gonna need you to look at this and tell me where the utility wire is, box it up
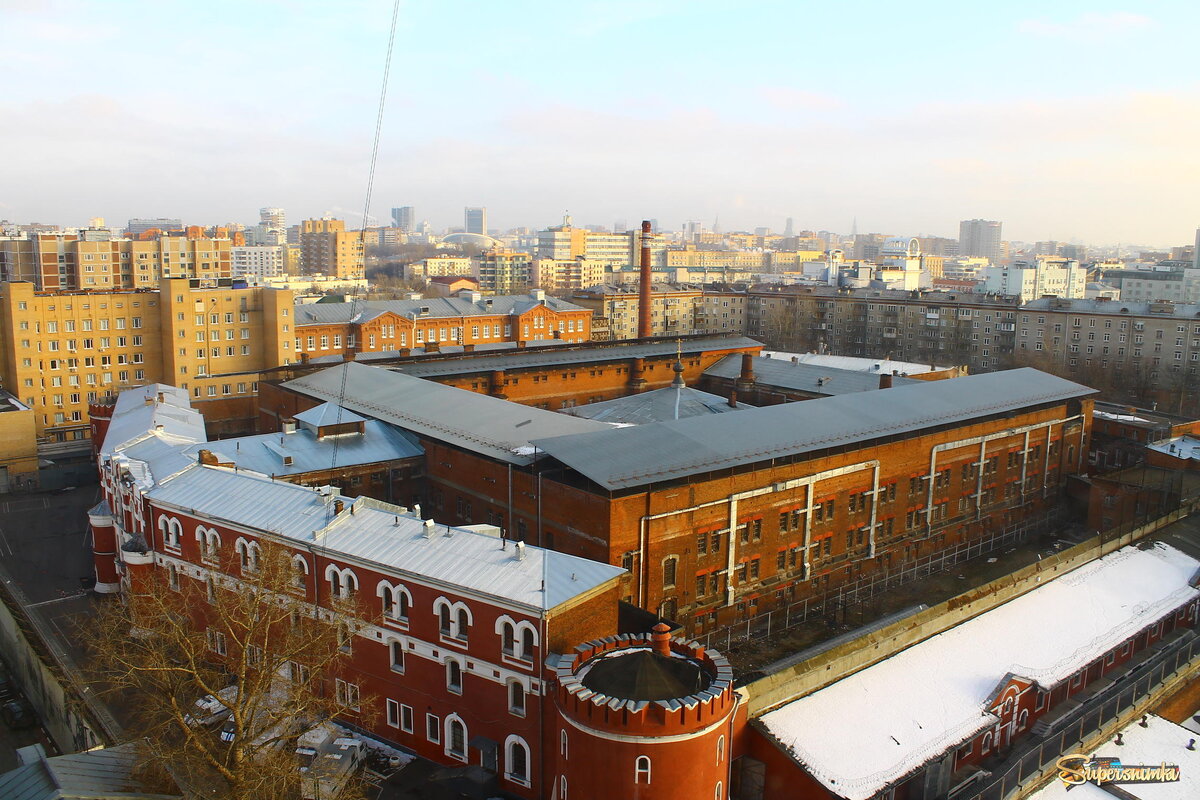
[330,0,401,480]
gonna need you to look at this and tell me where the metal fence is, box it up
[696,509,1066,652]
[952,631,1200,800]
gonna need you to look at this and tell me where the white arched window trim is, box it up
[291,554,310,590]
[444,713,467,761]
[444,655,464,694]
[504,734,531,787]
[324,564,358,599]
[197,526,221,564]
[495,615,539,662]
[234,538,260,573]
[634,755,651,784]
[560,729,568,760]
[717,734,725,764]
[159,515,182,549]
[377,580,412,623]
[434,597,472,642]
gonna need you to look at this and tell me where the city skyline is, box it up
[2,2,1197,245]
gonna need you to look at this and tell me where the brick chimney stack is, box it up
[879,373,893,389]
[637,220,652,338]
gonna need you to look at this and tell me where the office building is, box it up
[464,207,488,235]
[391,206,415,233]
[959,219,1003,263]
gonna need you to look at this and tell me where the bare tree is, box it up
[83,541,372,800]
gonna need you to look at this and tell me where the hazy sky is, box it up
[2,1,1197,245]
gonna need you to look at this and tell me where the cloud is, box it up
[1018,11,1155,38]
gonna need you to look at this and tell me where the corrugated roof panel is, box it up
[533,369,1095,490]
[704,354,924,395]
[283,363,612,464]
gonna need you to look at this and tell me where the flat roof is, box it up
[292,293,586,326]
[756,543,1200,800]
[387,336,762,379]
[705,354,924,396]
[533,368,1095,491]
[283,363,613,465]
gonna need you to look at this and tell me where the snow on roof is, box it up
[757,543,1200,800]
[1147,435,1200,461]
[1094,410,1153,424]
[293,401,369,430]
[148,466,622,611]
[1025,715,1200,800]
[99,386,206,458]
[762,351,947,375]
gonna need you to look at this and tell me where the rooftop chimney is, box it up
[879,373,894,389]
[736,352,756,392]
[333,499,344,515]
[638,220,652,338]
[281,418,298,434]
[650,622,672,657]
[728,389,738,409]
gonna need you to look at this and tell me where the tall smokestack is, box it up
[638,220,652,338]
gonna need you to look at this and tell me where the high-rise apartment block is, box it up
[0,233,232,291]
[535,222,664,268]
[245,207,286,246]
[391,206,415,232]
[959,218,1003,263]
[299,219,364,279]
[464,206,488,235]
[231,245,287,280]
[126,218,182,236]
[473,249,531,294]
[0,278,293,447]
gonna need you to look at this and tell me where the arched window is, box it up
[559,729,568,760]
[446,716,466,760]
[456,608,470,642]
[438,603,452,635]
[166,563,179,591]
[205,575,216,603]
[236,539,258,573]
[662,556,678,588]
[635,755,651,784]
[521,627,535,660]
[329,570,342,598]
[982,732,993,753]
[159,516,181,549]
[389,640,405,672]
[291,555,309,590]
[560,776,567,799]
[715,781,723,799]
[505,736,530,786]
[446,659,463,694]
[509,680,525,716]
[326,566,357,600]
[1018,709,1029,730]
[717,734,725,764]
[200,528,221,564]
[502,622,516,655]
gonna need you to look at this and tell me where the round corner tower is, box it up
[551,623,739,800]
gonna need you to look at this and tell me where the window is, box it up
[635,755,652,784]
[560,729,568,760]
[386,699,400,728]
[509,680,526,716]
[717,735,725,764]
[167,563,180,591]
[335,679,360,711]
[400,704,414,733]
[389,640,405,672]
[426,714,440,744]
[662,556,678,588]
[446,716,466,760]
[206,628,227,656]
[506,736,530,786]
[446,659,463,693]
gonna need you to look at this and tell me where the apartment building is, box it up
[0,232,233,290]
[1107,267,1200,304]
[529,257,605,291]
[981,256,1086,303]
[747,285,1020,372]
[299,219,364,279]
[572,284,703,340]
[0,278,292,446]
[230,245,287,280]
[473,250,532,295]
[535,223,667,267]
[404,255,474,282]
[694,291,747,335]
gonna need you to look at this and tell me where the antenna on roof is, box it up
[329,0,401,486]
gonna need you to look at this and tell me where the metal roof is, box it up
[705,354,924,396]
[149,466,622,610]
[387,336,763,378]
[532,368,1095,490]
[762,351,947,375]
[283,363,613,465]
[184,419,422,478]
[98,385,206,458]
[564,385,746,424]
[292,293,586,326]
[294,401,369,429]
[0,742,178,800]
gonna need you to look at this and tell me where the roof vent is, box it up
[423,519,435,538]
[281,418,297,434]
[515,541,526,561]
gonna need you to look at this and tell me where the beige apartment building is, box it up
[299,219,364,278]
[0,278,293,447]
[0,233,233,291]
[571,284,704,339]
[530,257,605,291]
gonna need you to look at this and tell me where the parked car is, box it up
[184,685,238,729]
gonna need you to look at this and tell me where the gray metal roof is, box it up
[292,293,586,326]
[564,385,746,424]
[0,742,178,800]
[283,362,612,464]
[704,354,924,396]
[98,384,206,458]
[532,368,1095,491]
[148,466,622,611]
[1021,297,1200,317]
[185,419,422,478]
[294,401,369,429]
[387,336,763,378]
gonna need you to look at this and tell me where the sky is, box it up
[1,0,1198,246]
